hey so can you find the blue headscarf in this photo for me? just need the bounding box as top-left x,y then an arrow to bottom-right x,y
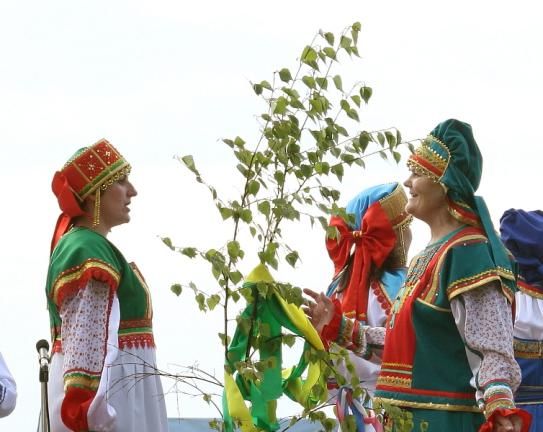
500,209 -> 543,287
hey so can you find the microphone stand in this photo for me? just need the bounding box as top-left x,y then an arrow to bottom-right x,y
36,339 -> 51,432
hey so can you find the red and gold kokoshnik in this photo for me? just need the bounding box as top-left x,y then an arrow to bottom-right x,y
407,134 -> 450,182
61,139 -> 131,200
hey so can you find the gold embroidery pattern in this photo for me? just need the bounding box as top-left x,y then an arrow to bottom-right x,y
514,339 -> 543,359
406,135 -> 450,181
379,183 -> 412,229
421,234 -> 487,304
416,298 -> 451,312
518,283 -> 543,299
377,375 -> 412,388
64,372 -> 101,392
130,262 -> 153,320
374,397 -> 482,413
52,259 -> 120,305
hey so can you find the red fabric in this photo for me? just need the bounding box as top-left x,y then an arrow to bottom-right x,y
50,171 -> 87,254
61,387 -> 94,431
378,226 -> 485,394
326,203 -> 396,320
478,408 -> 532,432
320,299 -> 344,345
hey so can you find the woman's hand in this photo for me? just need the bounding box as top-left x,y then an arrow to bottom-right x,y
302,288 -> 336,333
491,414 -> 522,432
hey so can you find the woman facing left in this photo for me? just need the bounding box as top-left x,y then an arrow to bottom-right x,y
45,140 -> 168,432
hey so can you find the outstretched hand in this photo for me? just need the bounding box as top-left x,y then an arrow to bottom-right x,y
302,288 -> 336,333
491,414 -> 522,432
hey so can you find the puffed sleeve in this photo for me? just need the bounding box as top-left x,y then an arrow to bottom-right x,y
0,352 -> 17,417
59,279 -> 119,431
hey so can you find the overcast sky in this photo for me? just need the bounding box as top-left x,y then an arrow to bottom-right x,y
1,0 -> 542,430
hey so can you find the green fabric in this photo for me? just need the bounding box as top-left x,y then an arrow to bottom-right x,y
377,227 -> 509,409
428,119 -> 515,286
390,407 -> 484,432
222,282 -> 322,432
46,227 -> 149,334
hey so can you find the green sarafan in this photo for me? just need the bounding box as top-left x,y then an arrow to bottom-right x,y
163,22 -> 420,432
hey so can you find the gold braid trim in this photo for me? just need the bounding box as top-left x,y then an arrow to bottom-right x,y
376,376 -> 412,388
513,339 -> 543,359
374,397 -> 482,413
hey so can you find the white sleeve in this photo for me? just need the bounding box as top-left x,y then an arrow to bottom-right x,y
60,279 -> 119,431
451,283 -> 520,415
0,352 -> 17,417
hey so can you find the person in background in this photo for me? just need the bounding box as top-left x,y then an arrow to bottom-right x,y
0,351 -> 17,418
305,119 -> 531,431
45,139 -> 168,431
323,182 -> 412,430
500,209 -> 543,432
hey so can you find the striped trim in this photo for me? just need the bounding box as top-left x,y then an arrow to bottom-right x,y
374,396 -> 481,413
64,370 -> 101,392
514,338 -> 543,359
52,259 -> 120,305
518,280 -> 543,299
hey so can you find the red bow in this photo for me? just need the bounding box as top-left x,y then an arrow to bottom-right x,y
326,203 -> 396,320
50,171 -> 86,254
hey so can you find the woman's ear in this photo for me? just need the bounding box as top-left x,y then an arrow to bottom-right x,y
81,193 -> 96,212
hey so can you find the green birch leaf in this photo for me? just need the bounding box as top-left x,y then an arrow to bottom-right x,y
285,251 -> 299,267
278,68 -> 292,82
340,35 -> 352,49
161,237 -> 174,250
302,76 -> 316,89
260,80 -> 272,90
301,45 -> 318,64
324,32 -> 335,46
323,47 -> 336,60
181,247 -> 198,258
351,94 -> 361,107
333,75 -> 343,91
360,86 -> 373,103
252,83 -> 263,95
219,206 -> 233,220
258,201 -> 271,217
247,180 -> 260,195
206,294 -> 221,310
273,96 -> 288,115
346,109 -> 359,122
170,283 -> 182,296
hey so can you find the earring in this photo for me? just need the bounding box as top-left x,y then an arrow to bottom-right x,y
92,190 -> 100,229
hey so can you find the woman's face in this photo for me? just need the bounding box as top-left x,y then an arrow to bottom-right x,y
98,175 -> 138,230
403,170 -> 447,222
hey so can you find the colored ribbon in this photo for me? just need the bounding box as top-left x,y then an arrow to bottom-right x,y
326,202 -> 396,320
222,264 -> 326,432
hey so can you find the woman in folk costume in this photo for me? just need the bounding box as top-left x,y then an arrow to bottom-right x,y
305,119 -> 531,431
500,209 -> 543,432
0,351 -> 17,418
46,140 -> 168,432
323,183 -> 412,429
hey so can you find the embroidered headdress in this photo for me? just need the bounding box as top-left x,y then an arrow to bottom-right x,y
408,118 -> 514,281
326,182 -> 412,320
500,209 -> 543,298
50,139 -> 131,252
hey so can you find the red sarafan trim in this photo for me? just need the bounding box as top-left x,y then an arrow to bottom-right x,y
61,387 -> 95,431
478,408 -> 532,432
118,333 -> 155,349
53,261 -> 119,308
377,384 -> 474,400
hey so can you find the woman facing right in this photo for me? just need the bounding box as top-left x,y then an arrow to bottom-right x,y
305,119 -> 531,431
